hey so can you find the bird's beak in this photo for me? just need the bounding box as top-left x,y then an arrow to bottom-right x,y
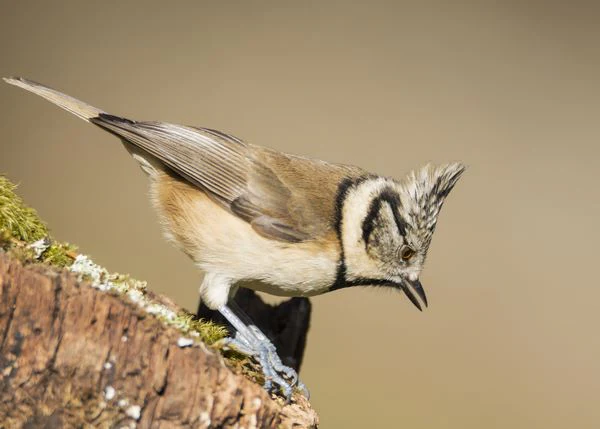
401,278 -> 428,311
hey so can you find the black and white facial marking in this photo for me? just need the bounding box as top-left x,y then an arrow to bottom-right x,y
334,177 -> 409,288
361,189 -> 409,270
332,163 -> 465,296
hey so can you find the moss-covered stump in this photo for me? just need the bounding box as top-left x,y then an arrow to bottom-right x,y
0,253 -> 317,428
0,176 -> 318,428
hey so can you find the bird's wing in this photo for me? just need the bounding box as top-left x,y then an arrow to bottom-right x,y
91,114 -> 366,242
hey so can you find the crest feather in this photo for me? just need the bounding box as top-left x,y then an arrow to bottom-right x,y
398,162 -> 466,245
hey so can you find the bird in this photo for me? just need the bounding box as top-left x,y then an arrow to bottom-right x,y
4,77 -> 465,399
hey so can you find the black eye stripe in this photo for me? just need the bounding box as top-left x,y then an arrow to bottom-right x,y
361,188 -> 407,245
361,197 -> 383,244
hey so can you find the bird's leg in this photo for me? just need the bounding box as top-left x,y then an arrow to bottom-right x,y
227,300 -> 303,388
216,301 -> 308,400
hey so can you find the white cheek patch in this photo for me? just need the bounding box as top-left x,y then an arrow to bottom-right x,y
341,178 -> 398,280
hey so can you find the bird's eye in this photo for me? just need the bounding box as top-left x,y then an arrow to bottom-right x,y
400,247 -> 415,261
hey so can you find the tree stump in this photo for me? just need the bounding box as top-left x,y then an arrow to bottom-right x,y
0,253 -> 318,428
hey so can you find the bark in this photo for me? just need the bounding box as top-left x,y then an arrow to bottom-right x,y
0,252 -> 318,428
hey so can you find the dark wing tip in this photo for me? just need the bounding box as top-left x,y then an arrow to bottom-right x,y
95,113 -> 136,125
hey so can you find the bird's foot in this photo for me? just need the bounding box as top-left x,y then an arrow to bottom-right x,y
218,326 -> 308,401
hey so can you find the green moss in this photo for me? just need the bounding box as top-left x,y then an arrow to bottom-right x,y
0,175 -> 78,268
0,176 -> 48,243
174,311 -> 228,345
41,242 -> 78,267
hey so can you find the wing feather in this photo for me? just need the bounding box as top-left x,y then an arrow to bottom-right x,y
90,113 -> 365,242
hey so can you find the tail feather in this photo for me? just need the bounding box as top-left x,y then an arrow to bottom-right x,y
3,77 -> 104,122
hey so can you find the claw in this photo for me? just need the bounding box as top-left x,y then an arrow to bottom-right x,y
297,380 -> 310,399
216,332 -> 301,401
216,304 -> 308,401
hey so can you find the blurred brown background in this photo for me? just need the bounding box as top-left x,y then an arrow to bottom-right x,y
1,1 -> 599,427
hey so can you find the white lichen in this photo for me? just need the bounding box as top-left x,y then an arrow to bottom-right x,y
199,411 -> 211,426
104,386 -> 116,401
145,303 -> 176,321
69,256 -> 196,331
28,237 -> 50,259
70,255 -> 113,291
126,405 -> 142,421
118,398 -> 129,408
127,288 -> 144,304
66,253 -> 225,347
177,337 -> 194,348
104,361 -> 113,370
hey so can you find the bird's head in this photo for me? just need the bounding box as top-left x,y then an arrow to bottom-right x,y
339,162 -> 465,310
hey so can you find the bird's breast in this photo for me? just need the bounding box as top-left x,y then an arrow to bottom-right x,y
151,172 -> 340,297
